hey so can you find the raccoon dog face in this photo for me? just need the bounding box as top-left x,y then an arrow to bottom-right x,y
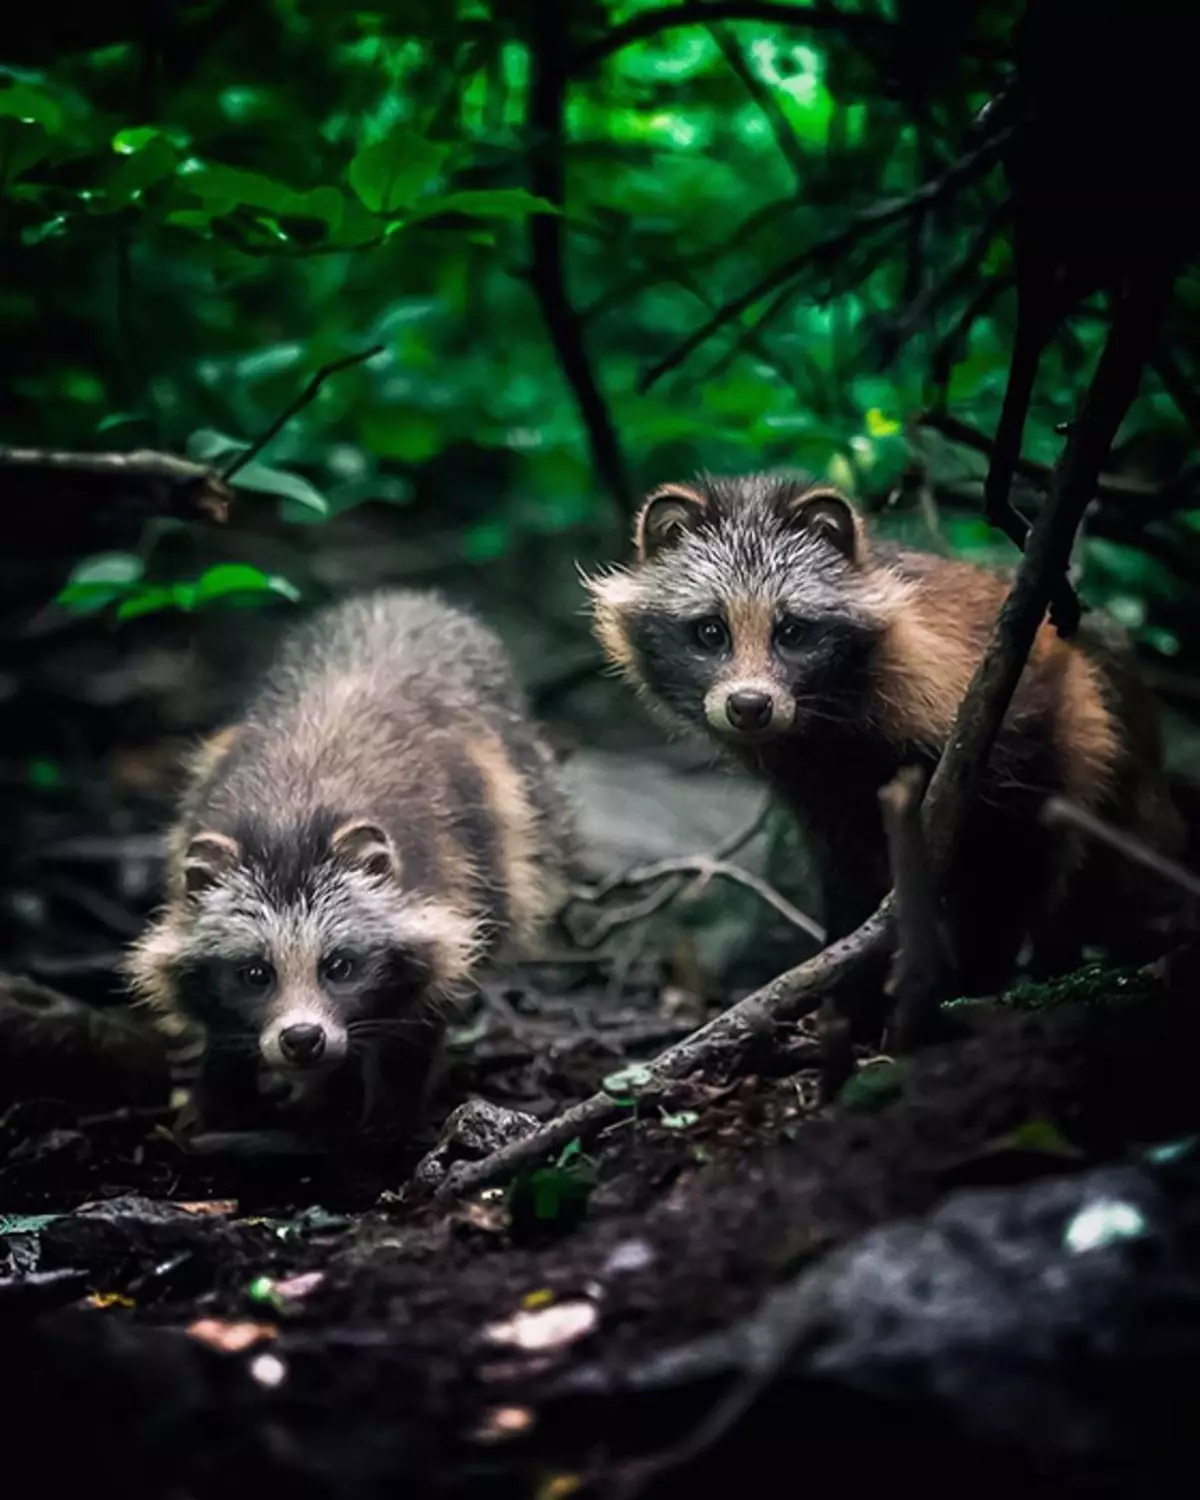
136,817 -> 480,1077
588,474 -> 894,746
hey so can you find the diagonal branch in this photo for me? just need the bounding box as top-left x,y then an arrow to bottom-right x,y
528,6 -> 636,519
638,130 -> 1011,393
221,345 -> 384,482
922,266 -> 1175,874
710,23 -> 806,185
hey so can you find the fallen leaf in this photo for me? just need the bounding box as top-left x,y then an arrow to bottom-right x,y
522,1288 -> 555,1310
187,1318 -> 277,1353
271,1270 -> 325,1300
536,1476 -> 582,1500
87,1291 -> 135,1309
471,1405 -> 536,1444
484,1299 -> 597,1353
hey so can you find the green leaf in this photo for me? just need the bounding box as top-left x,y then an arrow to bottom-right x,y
404,189 -> 557,225
461,519 -> 510,563
185,427 -> 248,465
4,121 -> 51,184
108,135 -> 178,199
27,758 -> 62,790
0,83 -> 64,134
96,411 -> 151,435
982,1117 -> 1083,1161
112,126 -> 161,155
115,584 -> 184,621
192,564 -> 300,605
179,161 -> 297,213
231,460 -> 330,517
838,1058 -> 909,1112
0,1211 -> 61,1235
660,1109 -> 699,1130
602,1064 -> 654,1100
56,552 -> 143,614
346,125 -> 449,214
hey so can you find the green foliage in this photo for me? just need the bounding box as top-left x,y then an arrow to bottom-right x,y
507,1138 -> 598,1237
57,553 -> 299,620
602,1063 -> 654,1106
1,0 -> 1195,677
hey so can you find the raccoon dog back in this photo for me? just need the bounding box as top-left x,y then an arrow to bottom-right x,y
127,589 -> 571,1135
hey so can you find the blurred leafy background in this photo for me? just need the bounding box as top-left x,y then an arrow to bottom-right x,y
2,0 -> 1199,985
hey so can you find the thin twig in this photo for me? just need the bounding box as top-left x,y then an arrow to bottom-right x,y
569,855 -> 823,947
880,201 -> 1011,363
878,767 -> 950,1050
563,800 -> 784,947
1041,796 -> 1200,903
710,24 -> 806,185
573,2 -> 895,72
638,130 -> 1011,393
527,6 -> 636,518
919,411 -> 1175,508
220,346 -> 384,482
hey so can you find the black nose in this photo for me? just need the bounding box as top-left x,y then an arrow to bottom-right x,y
726,690 -> 773,732
279,1023 -> 326,1065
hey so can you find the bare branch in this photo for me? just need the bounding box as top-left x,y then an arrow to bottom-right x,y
221,345 -> 384,482
919,411 -> 1191,511
568,853 -> 824,948
710,23 -> 806,185
639,131 -> 1011,393
0,445 -> 232,531
923,266 -> 1175,876
573,2 -> 894,73
528,6 -> 636,518
879,767 -> 951,1050
433,902 -> 894,1200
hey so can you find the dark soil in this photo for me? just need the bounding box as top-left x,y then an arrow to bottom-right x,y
3,947 -> 1200,1500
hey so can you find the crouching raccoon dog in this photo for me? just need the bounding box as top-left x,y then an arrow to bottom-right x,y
127,590 -> 572,1147
587,472 -> 1182,995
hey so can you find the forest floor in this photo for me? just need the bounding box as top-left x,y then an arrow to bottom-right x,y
3,945 -> 1200,1500
4,592 -> 1200,1499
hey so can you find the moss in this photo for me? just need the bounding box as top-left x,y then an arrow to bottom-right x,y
944,962 -> 1161,1016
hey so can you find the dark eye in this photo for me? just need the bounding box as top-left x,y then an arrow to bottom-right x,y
691,616 -> 729,652
322,952 -> 357,985
239,961 -> 274,991
774,618 -> 808,654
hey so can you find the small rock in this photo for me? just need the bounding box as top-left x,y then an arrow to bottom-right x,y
602,1238 -> 655,1276
411,1099 -> 540,1190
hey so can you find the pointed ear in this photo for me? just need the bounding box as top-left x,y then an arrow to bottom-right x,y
634,485 -> 708,562
781,488 -> 863,563
330,819 -> 400,880
183,833 -> 240,899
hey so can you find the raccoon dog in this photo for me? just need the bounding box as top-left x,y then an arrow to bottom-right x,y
127,590 -> 571,1145
587,472 -> 1182,994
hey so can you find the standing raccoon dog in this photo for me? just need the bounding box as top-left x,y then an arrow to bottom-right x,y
587,473 -> 1182,994
127,590 -> 571,1145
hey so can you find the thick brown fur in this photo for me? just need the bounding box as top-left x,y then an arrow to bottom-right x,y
587,471 -> 1182,995
127,589 -> 572,1144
